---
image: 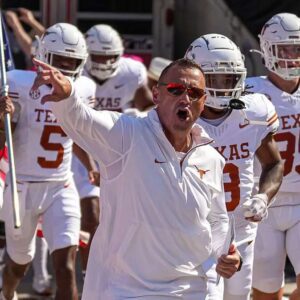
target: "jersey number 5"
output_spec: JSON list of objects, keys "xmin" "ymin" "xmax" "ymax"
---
[{"xmin": 38, "ymin": 125, "xmax": 67, "ymax": 168}]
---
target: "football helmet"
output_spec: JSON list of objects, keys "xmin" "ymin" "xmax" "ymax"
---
[
  {"xmin": 259, "ymin": 13, "xmax": 300, "ymax": 80},
  {"xmin": 185, "ymin": 34, "xmax": 246, "ymax": 109},
  {"xmin": 85, "ymin": 24, "xmax": 124, "ymax": 81},
  {"xmin": 36, "ymin": 23, "xmax": 87, "ymax": 79}
]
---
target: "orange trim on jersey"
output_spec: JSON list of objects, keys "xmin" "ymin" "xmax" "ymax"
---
[
  {"xmin": 267, "ymin": 112, "xmax": 278, "ymax": 122},
  {"xmin": 268, "ymin": 117, "xmax": 279, "ymax": 127},
  {"xmin": 267, "ymin": 113, "xmax": 278, "ymax": 127}
]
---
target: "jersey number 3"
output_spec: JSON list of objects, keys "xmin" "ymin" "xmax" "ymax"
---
[
  {"xmin": 224, "ymin": 163, "xmax": 241, "ymax": 212},
  {"xmin": 38, "ymin": 125, "xmax": 67, "ymax": 168}
]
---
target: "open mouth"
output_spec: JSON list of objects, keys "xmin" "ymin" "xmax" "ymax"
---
[{"xmin": 177, "ymin": 108, "xmax": 190, "ymax": 121}]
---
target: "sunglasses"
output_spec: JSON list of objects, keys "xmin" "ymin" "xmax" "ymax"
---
[{"xmin": 158, "ymin": 82, "xmax": 206, "ymax": 101}]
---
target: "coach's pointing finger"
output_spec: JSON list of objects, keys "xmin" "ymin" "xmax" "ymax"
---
[{"xmin": 31, "ymin": 58, "xmax": 73, "ymax": 104}]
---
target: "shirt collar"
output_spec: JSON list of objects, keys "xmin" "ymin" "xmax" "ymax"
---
[{"xmin": 147, "ymin": 109, "xmax": 214, "ymax": 147}]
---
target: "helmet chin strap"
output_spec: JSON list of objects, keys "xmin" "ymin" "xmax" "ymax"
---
[
  {"xmin": 229, "ymin": 98, "xmax": 245, "ymax": 110},
  {"xmin": 249, "ymin": 49, "xmax": 263, "ymax": 56},
  {"xmin": 229, "ymin": 99, "xmax": 269, "ymax": 126}
]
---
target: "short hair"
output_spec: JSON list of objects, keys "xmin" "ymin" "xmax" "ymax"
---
[{"xmin": 158, "ymin": 58, "xmax": 204, "ymax": 83}]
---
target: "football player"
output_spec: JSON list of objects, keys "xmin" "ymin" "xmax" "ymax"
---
[
  {"xmin": 185, "ymin": 34, "xmax": 283, "ymax": 300},
  {"xmin": 0, "ymin": 23, "xmax": 95, "ymax": 300},
  {"xmin": 84, "ymin": 24, "xmax": 153, "ymax": 112},
  {"xmin": 246, "ymin": 13, "xmax": 300, "ymax": 300}
]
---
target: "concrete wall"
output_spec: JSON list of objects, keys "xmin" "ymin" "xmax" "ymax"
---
[{"xmin": 173, "ymin": 0, "xmax": 266, "ymax": 76}]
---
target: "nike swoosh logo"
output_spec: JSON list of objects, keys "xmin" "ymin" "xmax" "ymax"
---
[
  {"xmin": 154, "ymin": 159, "xmax": 167, "ymax": 164},
  {"xmin": 115, "ymin": 84, "xmax": 124, "ymax": 89},
  {"xmin": 239, "ymin": 123, "xmax": 249, "ymax": 129}
]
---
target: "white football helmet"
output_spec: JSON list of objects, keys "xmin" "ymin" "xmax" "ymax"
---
[
  {"xmin": 85, "ymin": 24, "xmax": 124, "ymax": 81},
  {"xmin": 36, "ymin": 23, "xmax": 87, "ymax": 79},
  {"xmin": 185, "ymin": 34, "xmax": 247, "ymax": 109},
  {"xmin": 259, "ymin": 13, "xmax": 300, "ymax": 80}
]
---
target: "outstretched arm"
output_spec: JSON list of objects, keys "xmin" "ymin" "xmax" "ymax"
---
[
  {"xmin": 5, "ymin": 10, "xmax": 32, "ymax": 58},
  {"xmin": 31, "ymin": 58, "xmax": 134, "ymax": 172},
  {"xmin": 18, "ymin": 8, "xmax": 45, "ymax": 36}
]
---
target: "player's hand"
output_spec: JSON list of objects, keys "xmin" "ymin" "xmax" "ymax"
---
[
  {"xmin": 5, "ymin": 11, "xmax": 20, "ymax": 30},
  {"xmin": 18, "ymin": 7, "xmax": 36, "ymax": 24},
  {"xmin": 216, "ymin": 244, "xmax": 241, "ymax": 279},
  {"xmin": 31, "ymin": 58, "xmax": 72, "ymax": 104},
  {"xmin": 88, "ymin": 171, "xmax": 100, "ymax": 186},
  {"xmin": 243, "ymin": 193, "xmax": 268, "ymax": 222},
  {"xmin": 0, "ymin": 96, "xmax": 15, "ymax": 117}
]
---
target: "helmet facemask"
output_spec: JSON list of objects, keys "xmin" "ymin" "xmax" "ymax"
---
[
  {"xmin": 185, "ymin": 34, "xmax": 247, "ymax": 110},
  {"xmin": 86, "ymin": 53, "xmax": 121, "ymax": 81},
  {"xmin": 47, "ymin": 52, "xmax": 86, "ymax": 79},
  {"xmin": 259, "ymin": 13, "xmax": 300, "ymax": 80},
  {"xmin": 204, "ymin": 67, "xmax": 246, "ymax": 109},
  {"xmin": 85, "ymin": 25, "xmax": 124, "ymax": 81},
  {"xmin": 260, "ymin": 39, "xmax": 300, "ymax": 79},
  {"xmin": 36, "ymin": 23, "xmax": 88, "ymax": 80}
]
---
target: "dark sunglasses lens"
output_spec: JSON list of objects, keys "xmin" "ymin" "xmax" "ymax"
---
[
  {"xmin": 167, "ymin": 86, "xmax": 185, "ymax": 96},
  {"xmin": 188, "ymin": 88, "xmax": 204, "ymax": 100}
]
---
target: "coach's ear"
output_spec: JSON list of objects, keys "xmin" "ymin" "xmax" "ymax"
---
[{"xmin": 152, "ymin": 85, "xmax": 160, "ymax": 105}]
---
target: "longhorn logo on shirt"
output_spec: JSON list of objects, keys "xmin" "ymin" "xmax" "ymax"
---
[
  {"xmin": 29, "ymin": 88, "xmax": 41, "ymax": 100},
  {"xmin": 194, "ymin": 166, "xmax": 210, "ymax": 179}
]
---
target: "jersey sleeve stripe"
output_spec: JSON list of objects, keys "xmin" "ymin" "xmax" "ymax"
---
[
  {"xmin": 267, "ymin": 113, "xmax": 278, "ymax": 126},
  {"xmin": 267, "ymin": 112, "xmax": 278, "ymax": 123}
]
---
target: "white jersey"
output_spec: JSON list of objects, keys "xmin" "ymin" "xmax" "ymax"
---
[
  {"xmin": 83, "ymin": 56, "xmax": 147, "ymax": 111},
  {"xmin": 246, "ymin": 76, "xmax": 300, "ymax": 196},
  {"xmin": 7, "ymin": 70, "xmax": 94, "ymax": 182},
  {"xmin": 51, "ymin": 91, "xmax": 229, "ymax": 299},
  {"xmin": 197, "ymin": 93, "xmax": 278, "ymax": 243}
]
